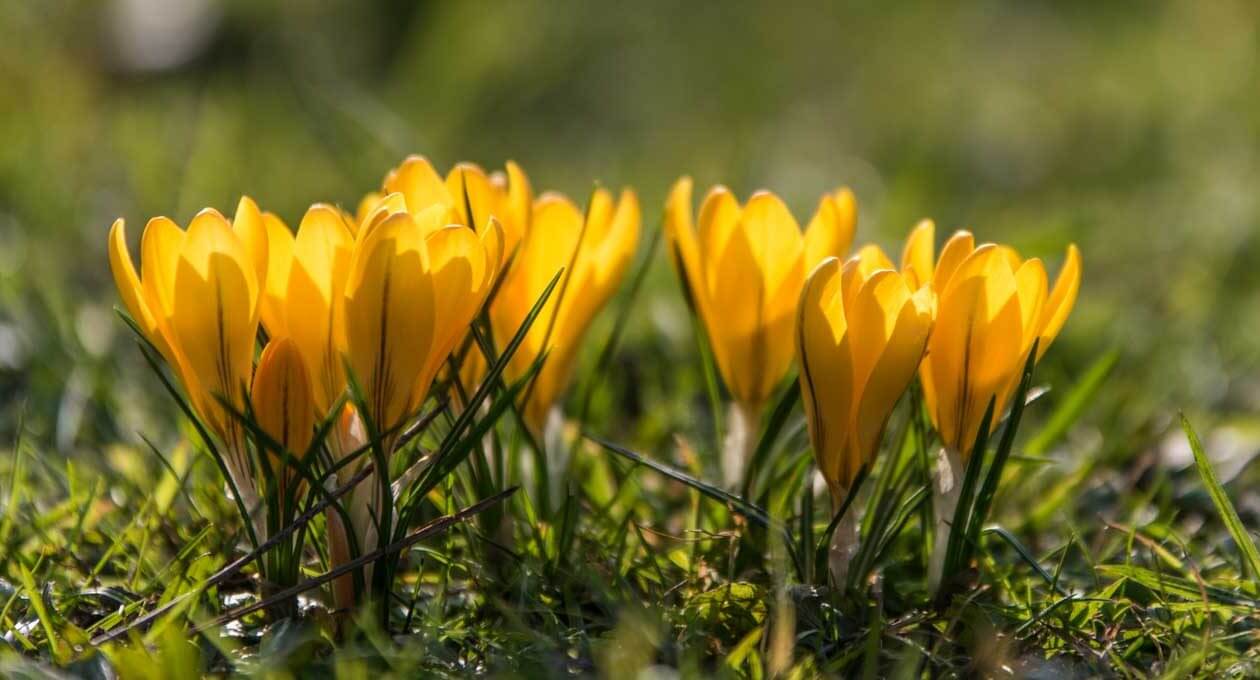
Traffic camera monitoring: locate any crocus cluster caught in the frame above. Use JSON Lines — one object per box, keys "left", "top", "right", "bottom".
{"left": 108, "top": 156, "right": 640, "bottom": 610}
{"left": 109, "top": 158, "right": 1079, "bottom": 611}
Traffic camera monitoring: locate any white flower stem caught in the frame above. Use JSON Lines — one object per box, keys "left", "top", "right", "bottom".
{"left": 928, "top": 445, "right": 964, "bottom": 594}
{"left": 721, "top": 401, "right": 761, "bottom": 489}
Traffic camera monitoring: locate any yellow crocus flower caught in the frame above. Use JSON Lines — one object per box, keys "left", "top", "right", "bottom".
{"left": 490, "top": 187, "right": 640, "bottom": 434}
{"left": 906, "top": 226, "right": 1082, "bottom": 455}
{"left": 108, "top": 198, "right": 268, "bottom": 500}
{"left": 342, "top": 203, "right": 503, "bottom": 439}
{"left": 665, "top": 177, "right": 856, "bottom": 484}
{"left": 795, "top": 251, "right": 932, "bottom": 586}
{"left": 902, "top": 222, "right": 1080, "bottom": 592}
{"left": 796, "top": 254, "right": 933, "bottom": 503}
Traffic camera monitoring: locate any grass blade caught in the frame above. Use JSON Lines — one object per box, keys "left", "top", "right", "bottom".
{"left": 1180, "top": 413, "right": 1260, "bottom": 581}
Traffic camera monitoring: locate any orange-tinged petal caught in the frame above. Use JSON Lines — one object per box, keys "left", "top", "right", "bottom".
{"left": 416, "top": 223, "right": 487, "bottom": 407}
{"left": 706, "top": 211, "right": 769, "bottom": 405}
{"left": 252, "top": 337, "right": 316, "bottom": 459}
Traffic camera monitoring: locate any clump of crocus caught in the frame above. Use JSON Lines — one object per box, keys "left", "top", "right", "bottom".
{"left": 795, "top": 250, "right": 932, "bottom": 587}
{"left": 109, "top": 199, "right": 332, "bottom": 614}
{"left": 902, "top": 222, "right": 1081, "bottom": 591}
{"left": 665, "top": 178, "right": 856, "bottom": 487}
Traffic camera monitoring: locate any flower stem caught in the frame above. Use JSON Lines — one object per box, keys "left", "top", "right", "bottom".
{"left": 721, "top": 401, "right": 761, "bottom": 489}
{"left": 928, "top": 445, "right": 964, "bottom": 594}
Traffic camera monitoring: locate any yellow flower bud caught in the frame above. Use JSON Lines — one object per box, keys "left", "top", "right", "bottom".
{"left": 250, "top": 337, "right": 316, "bottom": 481}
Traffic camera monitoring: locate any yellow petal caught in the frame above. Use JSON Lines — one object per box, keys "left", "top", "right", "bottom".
{"left": 796, "top": 257, "right": 852, "bottom": 491}
{"left": 803, "top": 187, "right": 856, "bottom": 271}
{"left": 251, "top": 337, "right": 316, "bottom": 459}
{"left": 852, "top": 271, "right": 930, "bottom": 469}
{"left": 414, "top": 224, "right": 489, "bottom": 409}
{"left": 900, "top": 219, "right": 935, "bottom": 291}
{"left": 108, "top": 219, "right": 162, "bottom": 346}
{"left": 665, "top": 177, "right": 712, "bottom": 322}
{"left": 1013, "top": 258, "right": 1048, "bottom": 357}
{"left": 232, "top": 196, "right": 269, "bottom": 291}
{"left": 446, "top": 162, "right": 496, "bottom": 232}
{"left": 343, "top": 211, "right": 434, "bottom": 434}
{"left": 355, "top": 192, "right": 383, "bottom": 228}
{"left": 260, "top": 213, "right": 294, "bottom": 339}
{"left": 358, "top": 192, "right": 412, "bottom": 244}
{"left": 932, "top": 230, "right": 975, "bottom": 293}
{"left": 503, "top": 160, "right": 534, "bottom": 257}
{"left": 480, "top": 215, "right": 506, "bottom": 286}
{"left": 170, "top": 209, "right": 259, "bottom": 438}
{"left": 141, "top": 216, "right": 185, "bottom": 319}
{"left": 1036, "top": 244, "right": 1081, "bottom": 360}
{"left": 739, "top": 191, "right": 804, "bottom": 303}
{"left": 697, "top": 186, "right": 743, "bottom": 294}
{"left": 383, "top": 155, "right": 452, "bottom": 214}
{"left": 287, "top": 204, "right": 355, "bottom": 412}
{"left": 841, "top": 245, "right": 894, "bottom": 314}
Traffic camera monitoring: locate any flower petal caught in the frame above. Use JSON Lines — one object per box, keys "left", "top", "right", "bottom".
{"left": 803, "top": 187, "right": 856, "bottom": 271}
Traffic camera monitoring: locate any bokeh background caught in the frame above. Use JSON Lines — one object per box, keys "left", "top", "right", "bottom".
{"left": 2, "top": 0, "right": 1259, "bottom": 474}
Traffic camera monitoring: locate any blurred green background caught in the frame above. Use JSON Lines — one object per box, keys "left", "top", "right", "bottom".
{"left": 2, "top": 0, "right": 1259, "bottom": 465}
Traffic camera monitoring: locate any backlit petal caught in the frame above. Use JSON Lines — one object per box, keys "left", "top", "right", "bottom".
{"left": 803, "top": 187, "right": 856, "bottom": 270}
